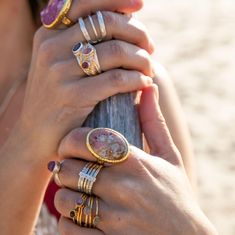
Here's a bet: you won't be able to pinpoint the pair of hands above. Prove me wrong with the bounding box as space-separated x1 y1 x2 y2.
12 0 217 234
19 0 154 164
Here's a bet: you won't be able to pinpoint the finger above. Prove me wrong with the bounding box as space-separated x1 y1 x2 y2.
59 216 104 235
58 12 154 54
72 69 152 104
63 0 143 22
55 188 107 229
54 159 109 196
139 84 182 165
48 40 153 77
58 127 95 161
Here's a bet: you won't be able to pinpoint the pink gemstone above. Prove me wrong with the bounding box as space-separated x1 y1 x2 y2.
89 129 128 161
41 0 66 26
82 62 89 69
83 47 92 54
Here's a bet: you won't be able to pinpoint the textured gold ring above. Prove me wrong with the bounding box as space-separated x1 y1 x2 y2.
86 128 130 164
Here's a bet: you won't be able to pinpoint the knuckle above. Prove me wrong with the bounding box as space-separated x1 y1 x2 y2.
102 11 116 28
140 50 152 74
49 61 68 78
33 27 47 47
109 70 126 87
108 41 125 58
38 39 56 65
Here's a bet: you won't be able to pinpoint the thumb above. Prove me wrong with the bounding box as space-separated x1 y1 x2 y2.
139 84 180 164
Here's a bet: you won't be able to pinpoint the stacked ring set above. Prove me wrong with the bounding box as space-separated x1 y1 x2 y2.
41 0 106 77
48 128 130 228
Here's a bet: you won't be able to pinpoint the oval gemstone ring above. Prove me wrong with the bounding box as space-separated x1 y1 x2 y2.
41 0 74 29
86 128 130 164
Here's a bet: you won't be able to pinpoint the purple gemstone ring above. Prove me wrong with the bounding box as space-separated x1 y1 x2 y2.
86 128 130 164
40 0 74 29
72 42 101 76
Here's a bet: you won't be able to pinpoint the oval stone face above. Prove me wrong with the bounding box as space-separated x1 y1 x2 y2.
87 128 129 163
41 0 66 26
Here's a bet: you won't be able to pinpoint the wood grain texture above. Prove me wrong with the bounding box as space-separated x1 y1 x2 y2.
83 93 143 149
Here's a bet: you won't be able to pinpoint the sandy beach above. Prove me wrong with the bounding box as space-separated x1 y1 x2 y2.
138 0 235 234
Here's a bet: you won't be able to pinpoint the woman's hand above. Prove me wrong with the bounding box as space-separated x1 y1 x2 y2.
15 5 155 164
54 85 217 235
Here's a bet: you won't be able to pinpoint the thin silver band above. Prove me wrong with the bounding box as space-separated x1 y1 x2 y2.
88 15 99 43
79 17 91 43
96 11 107 40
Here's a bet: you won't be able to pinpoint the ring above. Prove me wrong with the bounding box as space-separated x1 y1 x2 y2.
72 42 101 76
88 15 99 43
86 128 130 164
70 194 100 228
78 162 103 194
79 17 92 43
96 11 107 40
47 161 63 186
41 0 74 29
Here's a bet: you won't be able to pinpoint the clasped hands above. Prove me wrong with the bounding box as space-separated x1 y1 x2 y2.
17 0 217 234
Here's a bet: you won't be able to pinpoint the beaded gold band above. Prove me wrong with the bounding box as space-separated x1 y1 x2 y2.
78 162 103 194
70 194 100 228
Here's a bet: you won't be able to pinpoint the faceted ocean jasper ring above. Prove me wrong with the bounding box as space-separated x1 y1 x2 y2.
86 128 130 164
41 0 74 29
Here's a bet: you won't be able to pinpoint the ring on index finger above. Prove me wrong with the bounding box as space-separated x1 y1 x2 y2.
41 0 74 29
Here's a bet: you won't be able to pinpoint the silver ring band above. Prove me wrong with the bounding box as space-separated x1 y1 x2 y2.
88 15 99 43
79 17 91 43
96 11 107 40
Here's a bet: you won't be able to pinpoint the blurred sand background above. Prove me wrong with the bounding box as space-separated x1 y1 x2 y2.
138 0 235 234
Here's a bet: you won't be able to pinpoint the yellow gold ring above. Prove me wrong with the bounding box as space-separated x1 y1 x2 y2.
86 128 130 164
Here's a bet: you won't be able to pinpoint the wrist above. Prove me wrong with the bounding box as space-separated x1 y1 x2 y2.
187 206 218 235
3 120 57 168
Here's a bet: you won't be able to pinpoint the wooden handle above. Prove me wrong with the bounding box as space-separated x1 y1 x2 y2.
83 93 143 149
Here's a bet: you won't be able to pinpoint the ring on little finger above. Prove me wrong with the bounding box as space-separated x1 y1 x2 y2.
86 128 130 165
47 161 63 187
41 0 74 29
70 194 100 228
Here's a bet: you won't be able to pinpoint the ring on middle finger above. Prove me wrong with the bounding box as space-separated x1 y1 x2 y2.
72 42 101 76
78 162 103 194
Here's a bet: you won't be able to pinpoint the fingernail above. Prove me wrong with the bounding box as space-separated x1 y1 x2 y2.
47 161 56 172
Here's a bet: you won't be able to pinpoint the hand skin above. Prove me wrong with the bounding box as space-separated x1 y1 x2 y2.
0 0 156 234
54 85 218 235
